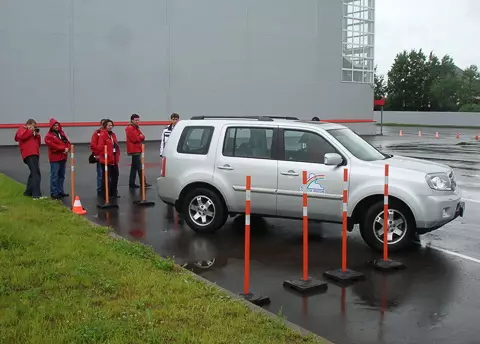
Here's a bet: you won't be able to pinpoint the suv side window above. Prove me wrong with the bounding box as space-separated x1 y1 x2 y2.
283 129 337 164
177 126 214 155
223 127 274 160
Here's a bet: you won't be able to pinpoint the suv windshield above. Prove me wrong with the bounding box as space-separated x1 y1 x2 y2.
327 128 386 161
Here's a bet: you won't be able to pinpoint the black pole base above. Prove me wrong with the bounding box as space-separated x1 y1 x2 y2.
372 259 406 271
133 200 155 207
323 268 365 285
239 292 271 307
283 278 328 295
97 203 119 209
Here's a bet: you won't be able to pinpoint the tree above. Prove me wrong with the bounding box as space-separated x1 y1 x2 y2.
385 49 471 111
459 104 480 112
458 65 480 108
386 49 430 111
374 66 387 100
430 75 461 112
428 55 460 111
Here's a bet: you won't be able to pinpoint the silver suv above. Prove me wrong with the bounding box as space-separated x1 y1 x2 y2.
157 116 465 252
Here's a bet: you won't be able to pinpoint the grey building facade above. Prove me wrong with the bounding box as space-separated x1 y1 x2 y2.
0 0 375 145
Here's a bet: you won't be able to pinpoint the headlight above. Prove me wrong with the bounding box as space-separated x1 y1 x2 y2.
426 173 452 191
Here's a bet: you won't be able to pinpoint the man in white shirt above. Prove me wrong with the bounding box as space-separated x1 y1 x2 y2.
160 113 180 157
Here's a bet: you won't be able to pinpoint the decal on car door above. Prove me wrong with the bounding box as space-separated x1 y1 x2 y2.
300 173 326 194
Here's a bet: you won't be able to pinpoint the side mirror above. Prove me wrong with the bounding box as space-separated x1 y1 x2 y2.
324 153 343 166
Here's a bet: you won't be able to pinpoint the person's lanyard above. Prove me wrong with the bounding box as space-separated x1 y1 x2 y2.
111 135 116 154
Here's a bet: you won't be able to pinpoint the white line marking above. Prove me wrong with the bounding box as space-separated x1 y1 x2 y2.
418 242 480 264
463 198 480 204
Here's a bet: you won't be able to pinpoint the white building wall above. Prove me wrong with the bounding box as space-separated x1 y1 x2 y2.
0 0 374 146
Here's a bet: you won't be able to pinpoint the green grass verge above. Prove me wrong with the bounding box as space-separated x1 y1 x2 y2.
377 123 480 129
0 174 324 344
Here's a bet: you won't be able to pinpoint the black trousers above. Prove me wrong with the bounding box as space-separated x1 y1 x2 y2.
24 155 42 197
129 154 145 186
100 164 119 197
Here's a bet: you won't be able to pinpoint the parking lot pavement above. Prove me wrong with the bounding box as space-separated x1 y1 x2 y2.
1 128 480 344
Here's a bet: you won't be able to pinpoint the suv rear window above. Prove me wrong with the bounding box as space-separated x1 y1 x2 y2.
177 126 214 155
223 127 274 160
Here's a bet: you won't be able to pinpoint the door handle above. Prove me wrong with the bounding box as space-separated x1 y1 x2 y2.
218 164 234 171
280 170 299 176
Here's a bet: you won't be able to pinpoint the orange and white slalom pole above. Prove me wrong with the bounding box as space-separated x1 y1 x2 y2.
302 171 308 281
371 163 405 271
342 168 348 272
244 175 251 296
241 176 271 305
283 171 327 293
133 144 155 206
323 167 364 282
383 164 389 261
97 145 118 209
70 144 75 208
104 146 110 204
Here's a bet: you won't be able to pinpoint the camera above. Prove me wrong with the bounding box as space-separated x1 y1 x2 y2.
34 126 39 133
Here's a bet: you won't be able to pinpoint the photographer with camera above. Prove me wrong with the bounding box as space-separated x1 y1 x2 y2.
44 118 71 200
14 119 45 199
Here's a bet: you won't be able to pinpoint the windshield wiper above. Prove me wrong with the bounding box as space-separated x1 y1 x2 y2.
383 153 393 160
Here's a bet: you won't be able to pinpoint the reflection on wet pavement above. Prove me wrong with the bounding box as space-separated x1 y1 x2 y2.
1 127 480 344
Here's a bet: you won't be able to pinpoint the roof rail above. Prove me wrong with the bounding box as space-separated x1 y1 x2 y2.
189 115 299 121
266 116 299 120
190 115 274 122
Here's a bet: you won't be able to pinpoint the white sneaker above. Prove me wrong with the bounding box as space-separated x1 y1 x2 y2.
33 196 47 200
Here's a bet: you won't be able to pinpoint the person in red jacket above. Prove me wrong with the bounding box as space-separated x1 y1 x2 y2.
125 114 151 189
44 118 71 200
14 119 45 199
90 119 107 194
97 119 120 199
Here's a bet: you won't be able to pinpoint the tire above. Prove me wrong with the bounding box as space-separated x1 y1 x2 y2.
182 187 227 233
360 199 416 252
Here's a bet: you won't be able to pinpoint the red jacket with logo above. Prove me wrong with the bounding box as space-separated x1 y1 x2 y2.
14 126 41 160
97 130 120 165
125 124 145 154
90 128 104 156
44 118 71 162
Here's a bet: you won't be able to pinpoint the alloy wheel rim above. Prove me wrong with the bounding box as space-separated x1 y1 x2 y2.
373 209 407 245
188 195 216 227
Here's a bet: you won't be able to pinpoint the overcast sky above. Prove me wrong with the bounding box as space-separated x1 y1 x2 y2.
375 0 479 76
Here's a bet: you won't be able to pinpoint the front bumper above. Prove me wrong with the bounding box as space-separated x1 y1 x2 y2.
417 200 465 234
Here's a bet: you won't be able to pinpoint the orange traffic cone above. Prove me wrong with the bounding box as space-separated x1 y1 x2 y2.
435 132 439 138
72 196 87 215
476 134 479 141
399 130 403 137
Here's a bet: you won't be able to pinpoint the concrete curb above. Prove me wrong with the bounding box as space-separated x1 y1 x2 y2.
104 230 332 344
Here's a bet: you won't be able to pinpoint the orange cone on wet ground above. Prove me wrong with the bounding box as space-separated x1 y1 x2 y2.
72 196 87 215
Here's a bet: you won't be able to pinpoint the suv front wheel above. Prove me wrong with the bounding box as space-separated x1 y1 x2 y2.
183 188 227 233
360 200 416 252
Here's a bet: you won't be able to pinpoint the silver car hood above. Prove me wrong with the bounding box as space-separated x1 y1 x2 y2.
370 155 451 174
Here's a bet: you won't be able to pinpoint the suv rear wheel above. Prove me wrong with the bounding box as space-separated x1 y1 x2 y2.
183 188 227 233
360 200 415 252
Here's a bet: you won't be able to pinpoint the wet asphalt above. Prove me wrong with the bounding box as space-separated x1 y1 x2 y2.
1 126 480 344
